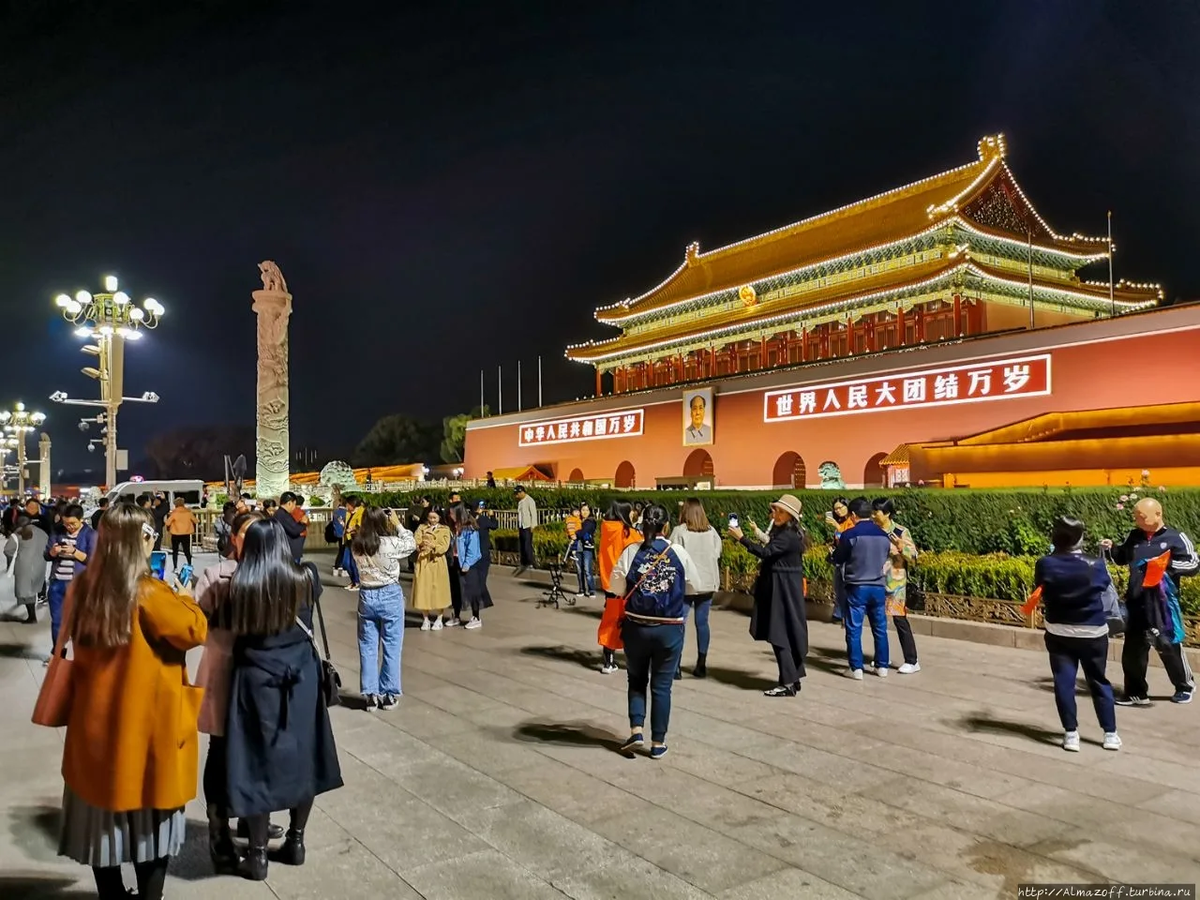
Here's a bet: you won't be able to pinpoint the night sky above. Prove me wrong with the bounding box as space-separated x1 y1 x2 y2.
3 1 1197 475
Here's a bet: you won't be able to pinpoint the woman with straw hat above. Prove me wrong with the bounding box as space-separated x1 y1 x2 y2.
729 493 808 697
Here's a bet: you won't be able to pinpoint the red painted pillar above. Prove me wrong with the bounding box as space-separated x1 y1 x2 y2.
953 293 962 336
595 368 602 397
917 306 926 342
897 307 906 346
800 328 807 362
759 336 767 370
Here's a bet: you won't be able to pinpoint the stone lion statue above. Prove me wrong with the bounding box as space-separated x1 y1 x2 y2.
319 460 357 489
818 461 845 490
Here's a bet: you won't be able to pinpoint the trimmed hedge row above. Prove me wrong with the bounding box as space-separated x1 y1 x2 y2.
486 524 1200 615
351 484 1196 557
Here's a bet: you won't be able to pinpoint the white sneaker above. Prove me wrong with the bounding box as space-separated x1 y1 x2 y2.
431 618 443 631
897 663 921 675
1063 730 1081 752
846 668 864 680
600 663 618 675
1103 732 1122 751
875 665 889 678
420 619 432 632
465 617 482 630
444 617 460 628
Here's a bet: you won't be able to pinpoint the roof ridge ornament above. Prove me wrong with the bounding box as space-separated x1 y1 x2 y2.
685 241 701 265
978 134 1007 161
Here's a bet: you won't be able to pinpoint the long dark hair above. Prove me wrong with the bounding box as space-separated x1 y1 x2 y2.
638 503 671 551
605 500 634 537
451 502 476 533
352 506 395 558
222 519 311 636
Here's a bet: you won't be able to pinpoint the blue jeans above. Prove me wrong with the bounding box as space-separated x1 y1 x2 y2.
622 621 684 742
575 548 595 596
358 583 405 696
345 549 360 585
683 594 712 655
845 583 889 671
49 579 69 654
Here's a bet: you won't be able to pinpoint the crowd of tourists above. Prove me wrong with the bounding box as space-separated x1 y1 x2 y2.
19 479 1199 895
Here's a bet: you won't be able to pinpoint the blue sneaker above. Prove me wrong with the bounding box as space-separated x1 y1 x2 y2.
619 733 644 753
649 744 668 760
1170 690 1193 704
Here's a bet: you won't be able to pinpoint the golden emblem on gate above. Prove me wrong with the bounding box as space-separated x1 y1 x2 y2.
739 284 758 307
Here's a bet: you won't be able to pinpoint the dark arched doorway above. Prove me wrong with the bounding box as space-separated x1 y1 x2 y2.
567 467 584 483
683 448 715 479
863 452 887 488
772 452 806 489
614 461 636 489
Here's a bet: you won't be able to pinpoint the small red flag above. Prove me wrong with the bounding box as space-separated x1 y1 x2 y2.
1142 551 1172 588
1021 586 1042 616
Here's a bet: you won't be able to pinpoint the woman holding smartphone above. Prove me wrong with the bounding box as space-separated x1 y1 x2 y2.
669 498 722 678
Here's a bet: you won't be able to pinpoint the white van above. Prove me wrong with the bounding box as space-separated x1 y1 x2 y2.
106 480 205 507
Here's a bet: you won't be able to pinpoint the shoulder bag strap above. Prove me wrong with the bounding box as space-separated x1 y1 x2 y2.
311 593 333 660
622 545 673 603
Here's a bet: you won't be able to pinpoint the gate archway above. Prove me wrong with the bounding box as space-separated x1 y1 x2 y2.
863 452 888 488
567 467 584 483
683 448 715 479
772 452 807 489
614 460 636 489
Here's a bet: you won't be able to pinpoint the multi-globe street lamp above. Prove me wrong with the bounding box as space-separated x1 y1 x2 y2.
0 402 47 495
0 434 22 493
51 275 164 489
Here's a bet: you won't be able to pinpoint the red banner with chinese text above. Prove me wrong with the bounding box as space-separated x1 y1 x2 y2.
763 354 1051 422
518 408 645 447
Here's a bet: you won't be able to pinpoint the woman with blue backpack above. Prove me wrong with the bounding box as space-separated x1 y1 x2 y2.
610 504 697 760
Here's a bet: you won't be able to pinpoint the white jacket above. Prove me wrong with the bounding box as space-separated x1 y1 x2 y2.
669 524 722 594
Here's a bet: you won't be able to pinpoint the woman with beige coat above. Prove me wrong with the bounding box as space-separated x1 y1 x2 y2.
412 509 453 629
194 510 282 871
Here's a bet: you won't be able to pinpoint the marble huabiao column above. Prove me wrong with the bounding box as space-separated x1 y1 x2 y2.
253 261 292 500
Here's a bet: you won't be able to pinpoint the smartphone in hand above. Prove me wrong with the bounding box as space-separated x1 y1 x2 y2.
177 564 194 586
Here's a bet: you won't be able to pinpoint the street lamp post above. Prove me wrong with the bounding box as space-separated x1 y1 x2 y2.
52 275 164 489
0 402 47 495
0 435 20 492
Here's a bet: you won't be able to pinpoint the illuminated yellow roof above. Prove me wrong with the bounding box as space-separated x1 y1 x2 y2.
595 135 1110 325
568 256 1154 364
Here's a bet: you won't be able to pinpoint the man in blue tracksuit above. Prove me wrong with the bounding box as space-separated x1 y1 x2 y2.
44 503 96 661
832 497 893 680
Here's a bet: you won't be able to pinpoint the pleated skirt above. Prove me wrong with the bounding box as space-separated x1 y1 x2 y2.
58 786 187 867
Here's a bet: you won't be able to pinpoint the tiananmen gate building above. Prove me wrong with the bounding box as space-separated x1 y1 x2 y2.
464 135 1200 490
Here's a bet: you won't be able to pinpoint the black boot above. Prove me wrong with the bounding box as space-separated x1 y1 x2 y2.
239 846 269 881
237 818 284 841
207 806 237 873
274 828 306 866
24 603 36 624
693 653 707 679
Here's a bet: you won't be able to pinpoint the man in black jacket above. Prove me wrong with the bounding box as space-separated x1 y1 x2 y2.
1102 497 1198 705
274 492 308 563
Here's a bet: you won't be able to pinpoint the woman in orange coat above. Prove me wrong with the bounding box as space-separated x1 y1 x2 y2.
596 500 642 674
57 503 208 900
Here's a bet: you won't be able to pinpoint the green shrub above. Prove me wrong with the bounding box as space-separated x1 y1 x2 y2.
354 485 1196 558
486 525 1200 615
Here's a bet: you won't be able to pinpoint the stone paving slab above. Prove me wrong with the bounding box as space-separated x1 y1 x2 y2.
2 550 1200 899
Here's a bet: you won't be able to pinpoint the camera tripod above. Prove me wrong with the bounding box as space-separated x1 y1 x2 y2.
539 561 570 609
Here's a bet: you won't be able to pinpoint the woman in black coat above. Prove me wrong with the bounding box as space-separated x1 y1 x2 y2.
729 494 808 698
218 519 343 881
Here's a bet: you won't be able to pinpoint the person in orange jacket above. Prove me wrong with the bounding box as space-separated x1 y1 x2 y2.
596 500 643 673
55 504 208 900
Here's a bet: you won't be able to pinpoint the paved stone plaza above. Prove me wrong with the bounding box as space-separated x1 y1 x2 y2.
3 551 1200 899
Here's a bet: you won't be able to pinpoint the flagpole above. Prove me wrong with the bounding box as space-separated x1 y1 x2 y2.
1027 225 1035 330
538 356 543 407
498 365 503 415
1108 210 1116 318
517 360 522 412
480 369 485 416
